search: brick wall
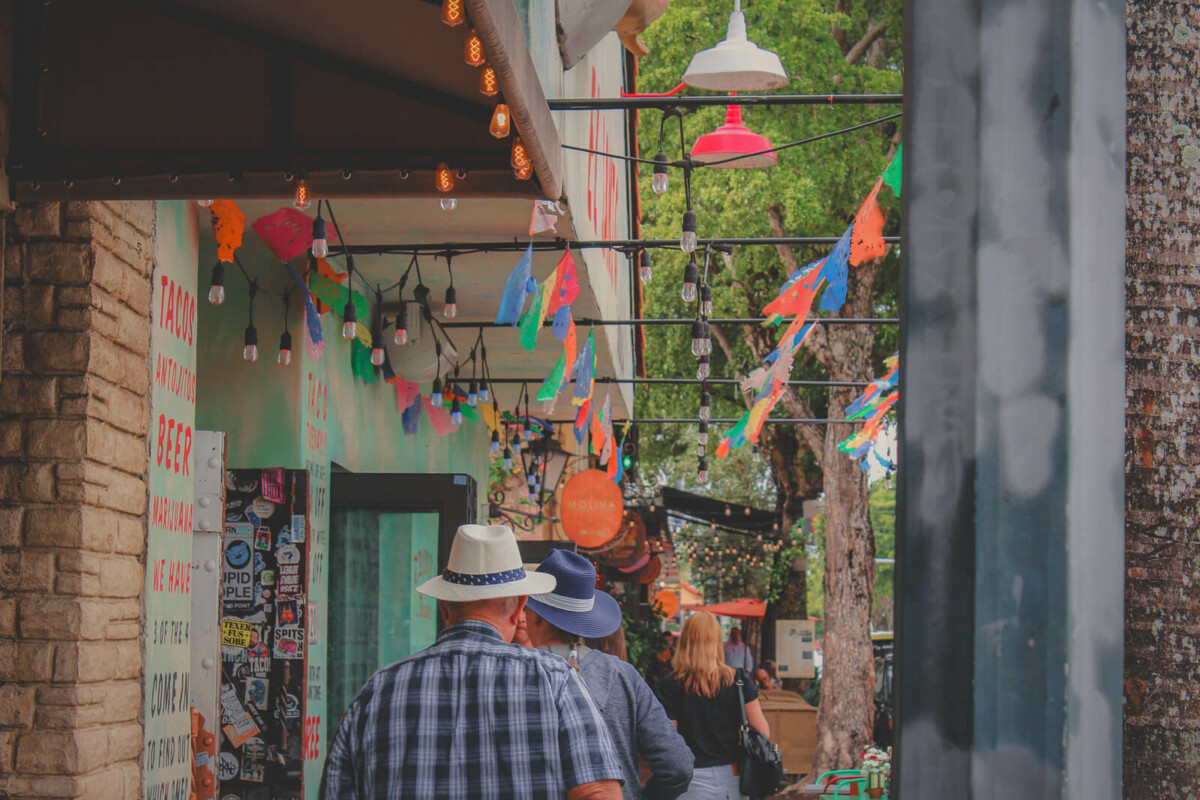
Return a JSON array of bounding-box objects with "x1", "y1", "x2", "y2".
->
[{"x1": 0, "y1": 201, "x2": 156, "y2": 799}]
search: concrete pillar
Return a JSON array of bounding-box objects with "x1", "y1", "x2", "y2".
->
[
  {"x1": 897, "y1": 0, "x2": 1126, "y2": 797},
  {"x1": 0, "y1": 201, "x2": 155, "y2": 799}
]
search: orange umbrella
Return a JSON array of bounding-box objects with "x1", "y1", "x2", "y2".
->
[{"x1": 684, "y1": 597, "x2": 766, "y2": 619}]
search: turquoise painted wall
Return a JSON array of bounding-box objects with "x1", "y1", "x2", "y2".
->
[{"x1": 194, "y1": 241, "x2": 491, "y2": 796}]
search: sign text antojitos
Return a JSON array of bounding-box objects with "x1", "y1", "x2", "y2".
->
[{"x1": 559, "y1": 469, "x2": 624, "y2": 548}]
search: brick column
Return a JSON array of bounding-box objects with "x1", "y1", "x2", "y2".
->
[{"x1": 0, "y1": 201, "x2": 156, "y2": 799}]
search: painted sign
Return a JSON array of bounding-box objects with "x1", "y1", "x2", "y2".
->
[
  {"x1": 653, "y1": 590, "x2": 680, "y2": 619},
  {"x1": 560, "y1": 469, "x2": 624, "y2": 547},
  {"x1": 144, "y1": 201, "x2": 200, "y2": 800},
  {"x1": 301, "y1": 368, "x2": 331, "y2": 792}
]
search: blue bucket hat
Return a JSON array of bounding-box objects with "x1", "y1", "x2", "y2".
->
[{"x1": 526, "y1": 549, "x2": 623, "y2": 639}]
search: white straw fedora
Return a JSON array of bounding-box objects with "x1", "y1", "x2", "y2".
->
[{"x1": 417, "y1": 524, "x2": 557, "y2": 602}]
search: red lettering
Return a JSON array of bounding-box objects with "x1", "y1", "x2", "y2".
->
[
  {"x1": 182, "y1": 427, "x2": 192, "y2": 477},
  {"x1": 159, "y1": 275, "x2": 169, "y2": 326},
  {"x1": 156, "y1": 415, "x2": 166, "y2": 467}
]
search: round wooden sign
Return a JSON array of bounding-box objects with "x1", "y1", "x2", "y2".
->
[
  {"x1": 653, "y1": 590, "x2": 680, "y2": 619},
  {"x1": 638, "y1": 555, "x2": 662, "y2": 585},
  {"x1": 595, "y1": 510, "x2": 648, "y2": 567},
  {"x1": 559, "y1": 469, "x2": 624, "y2": 548}
]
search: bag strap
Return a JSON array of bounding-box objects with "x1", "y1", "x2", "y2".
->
[{"x1": 735, "y1": 675, "x2": 751, "y2": 729}]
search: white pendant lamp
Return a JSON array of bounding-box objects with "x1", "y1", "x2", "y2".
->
[{"x1": 682, "y1": 0, "x2": 789, "y2": 92}]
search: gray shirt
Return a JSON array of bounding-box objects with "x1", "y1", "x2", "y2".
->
[{"x1": 543, "y1": 645, "x2": 694, "y2": 800}]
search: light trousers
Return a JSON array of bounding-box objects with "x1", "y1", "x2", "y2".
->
[{"x1": 676, "y1": 764, "x2": 749, "y2": 800}]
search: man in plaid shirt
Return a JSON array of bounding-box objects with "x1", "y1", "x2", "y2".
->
[{"x1": 320, "y1": 526, "x2": 624, "y2": 800}]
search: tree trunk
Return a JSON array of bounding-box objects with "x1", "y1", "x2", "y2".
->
[
  {"x1": 1124, "y1": 2, "x2": 1200, "y2": 794},
  {"x1": 812, "y1": 388, "x2": 877, "y2": 774},
  {"x1": 765, "y1": 204, "x2": 883, "y2": 774}
]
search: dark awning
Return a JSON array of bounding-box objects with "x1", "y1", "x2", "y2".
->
[
  {"x1": 8, "y1": 0, "x2": 562, "y2": 201},
  {"x1": 660, "y1": 487, "x2": 780, "y2": 537}
]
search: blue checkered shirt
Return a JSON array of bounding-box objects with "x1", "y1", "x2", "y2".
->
[{"x1": 320, "y1": 619, "x2": 625, "y2": 799}]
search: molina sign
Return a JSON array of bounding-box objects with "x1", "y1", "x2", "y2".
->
[{"x1": 559, "y1": 469, "x2": 624, "y2": 548}]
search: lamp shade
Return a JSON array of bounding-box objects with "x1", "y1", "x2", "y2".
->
[
  {"x1": 682, "y1": 7, "x2": 788, "y2": 92},
  {"x1": 690, "y1": 105, "x2": 778, "y2": 169}
]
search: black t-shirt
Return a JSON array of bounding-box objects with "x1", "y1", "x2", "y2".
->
[{"x1": 653, "y1": 668, "x2": 758, "y2": 768}]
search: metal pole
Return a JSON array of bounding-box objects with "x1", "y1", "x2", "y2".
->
[
  {"x1": 440, "y1": 317, "x2": 898, "y2": 329},
  {"x1": 330, "y1": 235, "x2": 899, "y2": 256},
  {"x1": 541, "y1": 418, "x2": 859, "y2": 425},
  {"x1": 485, "y1": 377, "x2": 874, "y2": 388},
  {"x1": 547, "y1": 94, "x2": 905, "y2": 111}
]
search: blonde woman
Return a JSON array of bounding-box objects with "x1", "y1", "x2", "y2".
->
[{"x1": 654, "y1": 612, "x2": 771, "y2": 800}]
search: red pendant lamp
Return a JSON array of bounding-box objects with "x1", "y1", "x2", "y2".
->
[{"x1": 689, "y1": 105, "x2": 778, "y2": 169}]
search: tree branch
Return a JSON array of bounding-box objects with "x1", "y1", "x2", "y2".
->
[
  {"x1": 768, "y1": 205, "x2": 802, "y2": 275},
  {"x1": 844, "y1": 18, "x2": 888, "y2": 66}
]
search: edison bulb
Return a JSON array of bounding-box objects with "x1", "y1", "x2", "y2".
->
[
  {"x1": 489, "y1": 104, "x2": 511, "y2": 138},
  {"x1": 208, "y1": 284, "x2": 226, "y2": 305},
  {"x1": 440, "y1": 197, "x2": 458, "y2": 212},
  {"x1": 292, "y1": 179, "x2": 310, "y2": 210}
]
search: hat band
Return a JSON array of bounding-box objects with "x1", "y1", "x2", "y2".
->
[
  {"x1": 530, "y1": 591, "x2": 595, "y2": 613},
  {"x1": 442, "y1": 566, "x2": 527, "y2": 586}
]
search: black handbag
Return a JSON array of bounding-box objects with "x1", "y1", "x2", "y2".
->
[{"x1": 736, "y1": 677, "x2": 785, "y2": 799}]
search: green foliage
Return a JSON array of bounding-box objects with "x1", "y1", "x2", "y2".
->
[
  {"x1": 619, "y1": 591, "x2": 670, "y2": 677},
  {"x1": 634, "y1": 0, "x2": 902, "y2": 602}
]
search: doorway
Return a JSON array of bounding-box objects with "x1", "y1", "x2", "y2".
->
[{"x1": 326, "y1": 473, "x2": 478, "y2": 724}]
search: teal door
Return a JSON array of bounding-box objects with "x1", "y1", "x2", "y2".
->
[{"x1": 327, "y1": 509, "x2": 439, "y2": 723}]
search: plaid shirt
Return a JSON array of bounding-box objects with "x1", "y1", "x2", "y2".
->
[{"x1": 320, "y1": 620, "x2": 625, "y2": 800}]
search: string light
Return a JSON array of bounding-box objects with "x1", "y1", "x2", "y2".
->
[
  {"x1": 435, "y1": 163, "x2": 455, "y2": 192},
  {"x1": 701, "y1": 283, "x2": 713, "y2": 317},
  {"x1": 243, "y1": 281, "x2": 259, "y2": 363},
  {"x1": 690, "y1": 319, "x2": 711, "y2": 356},
  {"x1": 370, "y1": 328, "x2": 385, "y2": 366},
  {"x1": 440, "y1": 0, "x2": 464, "y2": 26},
  {"x1": 394, "y1": 304, "x2": 408, "y2": 346},
  {"x1": 431, "y1": 376, "x2": 444, "y2": 406},
  {"x1": 208, "y1": 261, "x2": 226, "y2": 305},
  {"x1": 681, "y1": 256, "x2": 699, "y2": 303},
  {"x1": 696, "y1": 354, "x2": 711, "y2": 380},
  {"x1": 464, "y1": 29, "x2": 485, "y2": 66},
  {"x1": 514, "y1": 161, "x2": 533, "y2": 181},
  {"x1": 467, "y1": 380, "x2": 478, "y2": 407},
  {"x1": 699, "y1": 387, "x2": 711, "y2": 420},
  {"x1": 444, "y1": 259, "x2": 458, "y2": 318},
  {"x1": 311, "y1": 214, "x2": 328, "y2": 258},
  {"x1": 197, "y1": 199, "x2": 213, "y2": 207},
  {"x1": 489, "y1": 104, "x2": 511, "y2": 138},
  {"x1": 479, "y1": 65, "x2": 499, "y2": 96},
  {"x1": 341, "y1": 298, "x2": 357, "y2": 340},
  {"x1": 292, "y1": 179, "x2": 310, "y2": 210},
  {"x1": 490, "y1": 430, "x2": 501, "y2": 455},
  {"x1": 440, "y1": 197, "x2": 458, "y2": 212},
  {"x1": 639, "y1": 250, "x2": 653, "y2": 284},
  {"x1": 698, "y1": 457, "x2": 709, "y2": 482},
  {"x1": 652, "y1": 151, "x2": 670, "y2": 195},
  {"x1": 278, "y1": 292, "x2": 292, "y2": 366},
  {"x1": 244, "y1": 325, "x2": 258, "y2": 362},
  {"x1": 451, "y1": 396, "x2": 464, "y2": 426},
  {"x1": 278, "y1": 330, "x2": 291, "y2": 366},
  {"x1": 680, "y1": 209, "x2": 698, "y2": 253},
  {"x1": 511, "y1": 138, "x2": 530, "y2": 169},
  {"x1": 698, "y1": 420, "x2": 709, "y2": 447}
]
